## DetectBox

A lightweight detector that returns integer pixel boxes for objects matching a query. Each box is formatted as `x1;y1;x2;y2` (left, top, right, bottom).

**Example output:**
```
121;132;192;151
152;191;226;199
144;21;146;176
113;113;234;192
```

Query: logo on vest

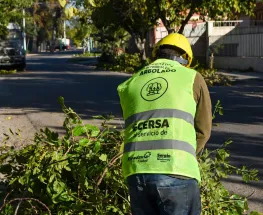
141;77;168;101
128;152;151;163
157;153;171;162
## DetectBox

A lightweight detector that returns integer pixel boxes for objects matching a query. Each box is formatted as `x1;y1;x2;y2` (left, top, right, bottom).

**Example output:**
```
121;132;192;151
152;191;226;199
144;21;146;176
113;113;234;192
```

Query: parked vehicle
54;38;71;51
0;23;26;71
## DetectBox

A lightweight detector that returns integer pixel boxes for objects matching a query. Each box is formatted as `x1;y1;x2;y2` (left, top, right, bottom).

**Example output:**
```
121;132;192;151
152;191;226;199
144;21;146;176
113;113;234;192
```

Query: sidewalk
218;70;263;81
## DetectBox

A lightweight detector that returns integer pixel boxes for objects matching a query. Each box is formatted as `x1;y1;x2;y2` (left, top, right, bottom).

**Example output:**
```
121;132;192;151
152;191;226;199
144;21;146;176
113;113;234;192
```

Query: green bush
99;54;231;86
0;98;260;215
191;59;232;86
97;53;150;74
199;68;233;86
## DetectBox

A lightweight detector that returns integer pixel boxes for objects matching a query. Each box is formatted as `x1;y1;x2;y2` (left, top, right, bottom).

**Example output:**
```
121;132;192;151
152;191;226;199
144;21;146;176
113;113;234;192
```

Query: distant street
0;51;262;212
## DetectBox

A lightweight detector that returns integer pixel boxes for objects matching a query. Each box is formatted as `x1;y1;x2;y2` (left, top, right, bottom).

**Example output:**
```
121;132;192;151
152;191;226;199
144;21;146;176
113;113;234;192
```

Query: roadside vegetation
0;98;261;215
0;70;17;75
73;53;100;58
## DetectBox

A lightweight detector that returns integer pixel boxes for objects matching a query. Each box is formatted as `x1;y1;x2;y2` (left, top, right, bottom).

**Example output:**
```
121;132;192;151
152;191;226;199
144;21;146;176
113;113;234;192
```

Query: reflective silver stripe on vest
125;109;194;128
124;140;196;157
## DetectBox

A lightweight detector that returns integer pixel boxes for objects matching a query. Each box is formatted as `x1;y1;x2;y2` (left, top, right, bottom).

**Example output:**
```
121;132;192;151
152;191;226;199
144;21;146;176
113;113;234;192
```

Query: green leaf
64;166;71;171
58;0;67;8
65;7;78;19
99;154;107;162
79;138;90;146
224;139;233;146
73;125;84;136
28;187;33;193
92;115;105;120
120;142;124;153
73;124;100;137
83;124;100;137
53;180;66;194
49;174;56;183
88;0;96;7
93;141;101;153
9;178;17;185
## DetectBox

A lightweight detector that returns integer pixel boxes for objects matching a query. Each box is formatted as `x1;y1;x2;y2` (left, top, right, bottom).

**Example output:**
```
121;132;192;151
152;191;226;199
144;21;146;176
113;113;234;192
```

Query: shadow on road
0;52;130;120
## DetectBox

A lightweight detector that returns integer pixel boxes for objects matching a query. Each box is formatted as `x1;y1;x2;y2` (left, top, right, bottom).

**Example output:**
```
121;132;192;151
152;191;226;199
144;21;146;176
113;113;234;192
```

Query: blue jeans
127;174;201;215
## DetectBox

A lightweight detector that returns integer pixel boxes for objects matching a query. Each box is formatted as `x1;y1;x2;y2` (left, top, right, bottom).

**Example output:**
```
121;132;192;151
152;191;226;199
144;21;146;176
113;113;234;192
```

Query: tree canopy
0;0;260;54
83;0;259;58
0;0;34;35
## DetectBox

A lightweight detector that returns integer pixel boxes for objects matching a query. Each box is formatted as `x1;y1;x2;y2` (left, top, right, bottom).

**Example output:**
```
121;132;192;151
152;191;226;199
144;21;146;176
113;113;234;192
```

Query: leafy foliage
0;70;16;75
191;60;232;86
0;97;128;215
0;0;34;35
98;53;151;74
199;145;259;215
199;68;233;87
0;98;260;215
73;52;101;58
82;0;159;60
82;0;259;60
154;0;259;33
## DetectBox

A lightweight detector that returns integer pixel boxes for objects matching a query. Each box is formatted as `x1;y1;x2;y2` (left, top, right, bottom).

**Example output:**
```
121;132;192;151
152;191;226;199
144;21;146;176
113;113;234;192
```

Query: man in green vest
117;33;212;215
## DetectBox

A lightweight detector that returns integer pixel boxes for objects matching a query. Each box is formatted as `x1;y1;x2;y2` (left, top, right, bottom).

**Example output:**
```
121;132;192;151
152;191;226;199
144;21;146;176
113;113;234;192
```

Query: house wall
149;7;263;72
208;21;263;72
150;20;207;64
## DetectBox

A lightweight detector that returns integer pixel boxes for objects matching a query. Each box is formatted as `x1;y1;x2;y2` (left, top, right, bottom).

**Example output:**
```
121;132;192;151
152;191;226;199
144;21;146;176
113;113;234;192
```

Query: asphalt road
0;51;262;212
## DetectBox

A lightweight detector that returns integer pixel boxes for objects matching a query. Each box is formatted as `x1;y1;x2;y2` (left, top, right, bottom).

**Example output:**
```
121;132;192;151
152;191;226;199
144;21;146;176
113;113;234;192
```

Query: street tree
89;0;158;60
0;0;34;35
154;0;259;34
111;0;158;60
24;0;64;52
24;0;77;52
90;1;129;55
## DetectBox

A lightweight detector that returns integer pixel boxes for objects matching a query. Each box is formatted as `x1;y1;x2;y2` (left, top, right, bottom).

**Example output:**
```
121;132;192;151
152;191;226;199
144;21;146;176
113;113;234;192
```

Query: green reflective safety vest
117;59;201;182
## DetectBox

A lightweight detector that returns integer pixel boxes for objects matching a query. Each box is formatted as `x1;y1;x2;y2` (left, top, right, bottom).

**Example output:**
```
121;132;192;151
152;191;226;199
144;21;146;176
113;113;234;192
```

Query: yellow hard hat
152;33;193;67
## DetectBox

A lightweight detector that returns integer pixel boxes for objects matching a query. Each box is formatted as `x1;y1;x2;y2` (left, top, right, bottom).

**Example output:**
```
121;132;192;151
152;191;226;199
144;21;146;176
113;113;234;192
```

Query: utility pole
64;20;66;45
23;9;26;53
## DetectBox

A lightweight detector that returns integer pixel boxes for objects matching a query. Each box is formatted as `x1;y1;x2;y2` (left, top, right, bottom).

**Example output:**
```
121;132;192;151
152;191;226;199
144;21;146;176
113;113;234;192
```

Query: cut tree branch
97;152;123;186
0;198;51;215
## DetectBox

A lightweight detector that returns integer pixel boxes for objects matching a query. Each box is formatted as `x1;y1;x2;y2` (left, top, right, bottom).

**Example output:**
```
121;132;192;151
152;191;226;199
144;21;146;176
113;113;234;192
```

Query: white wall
214;57;263;72
155;26;168;43
208;21;263;72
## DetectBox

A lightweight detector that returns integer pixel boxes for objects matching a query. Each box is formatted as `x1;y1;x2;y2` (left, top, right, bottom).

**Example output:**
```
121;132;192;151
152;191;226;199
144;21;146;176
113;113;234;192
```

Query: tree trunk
32;35;38;53
167;28;175;34
26;38;30;52
209;52;214;69
135;36;146;61
178;7;195;34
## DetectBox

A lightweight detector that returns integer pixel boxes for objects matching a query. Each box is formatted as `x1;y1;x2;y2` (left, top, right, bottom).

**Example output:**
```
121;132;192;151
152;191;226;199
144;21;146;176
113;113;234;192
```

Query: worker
117;33;212;215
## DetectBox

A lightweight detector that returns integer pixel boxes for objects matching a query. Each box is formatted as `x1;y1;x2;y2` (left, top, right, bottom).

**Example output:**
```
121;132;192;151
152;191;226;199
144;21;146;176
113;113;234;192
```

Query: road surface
0;51;262;212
